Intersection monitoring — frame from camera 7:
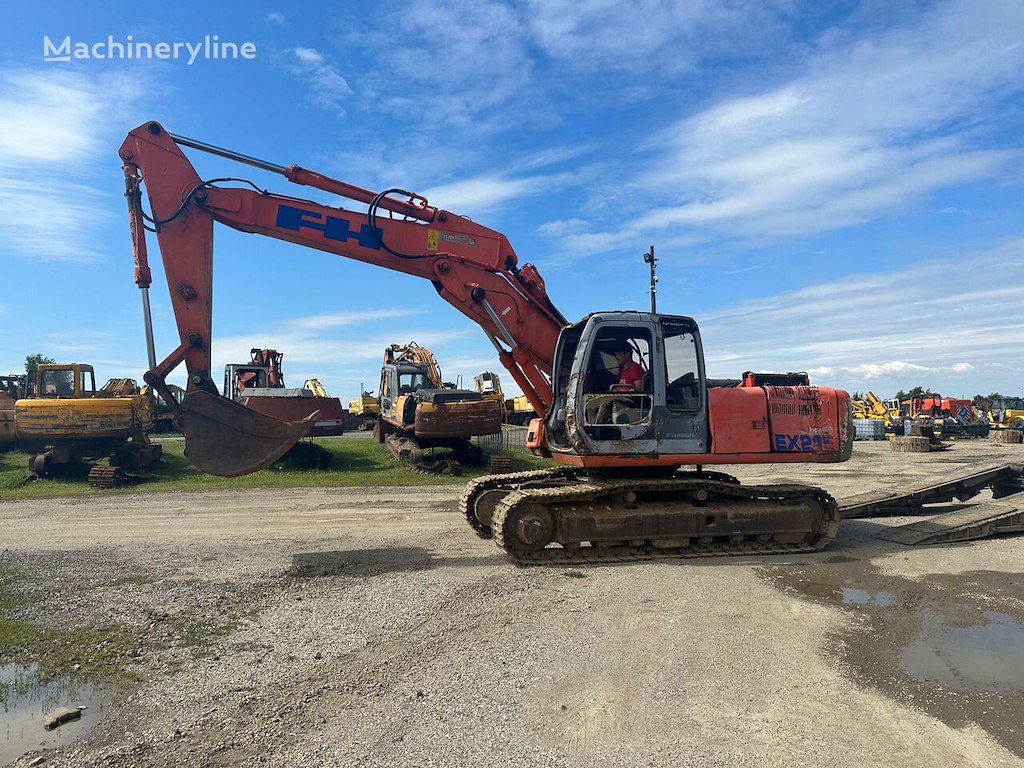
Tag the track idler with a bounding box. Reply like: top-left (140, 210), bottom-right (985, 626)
top-left (181, 390), bottom-right (319, 477)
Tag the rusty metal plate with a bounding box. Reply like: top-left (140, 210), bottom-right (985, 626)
top-left (875, 497), bottom-right (1024, 546)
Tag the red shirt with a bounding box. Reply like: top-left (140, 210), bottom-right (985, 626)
top-left (619, 362), bottom-right (645, 389)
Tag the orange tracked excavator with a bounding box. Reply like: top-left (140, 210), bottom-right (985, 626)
top-left (120, 121), bottom-right (853, 564)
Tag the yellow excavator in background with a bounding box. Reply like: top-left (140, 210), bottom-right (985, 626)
top-left (851, 391), bottom-right (904, 435)
top-left (504, 394), bottom-right (539, 426)
top-left (474, 371), bottom-right (507, 421)
top-left (5, 363), bottom-right (161, 485)
top-left (348, 382), bottom-right (381, 430)
top-left (473, 371), bottom-right (540, 426)
top-left (988, 397), bottom-right (1024, 431)
top-left (375, 343), bottom-right (502, 469)
top-left (851, 391), bottom-right (900, 420)
top-left (141, 382), bottom-right (185, 433)
top-left (0, 375), bottom-right (23, 447)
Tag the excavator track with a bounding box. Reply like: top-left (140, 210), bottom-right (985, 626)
top-left (490, 477), bottom-right (839, 565)
top-left (385, 433), bottom-right (485, 476)
top-left (87, 465), bottom-right (128, 489)
top-left (458, 466), bottom-right (578, 537)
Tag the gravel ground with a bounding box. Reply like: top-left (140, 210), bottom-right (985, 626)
top-left (2, 440), bottom-right (1023, 768)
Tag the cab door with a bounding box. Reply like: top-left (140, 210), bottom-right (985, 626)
top-left (564, 314), bottom-right (709, 457)
top-left (378, 366), bottom-right (397, 417)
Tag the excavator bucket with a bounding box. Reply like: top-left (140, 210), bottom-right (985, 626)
top-left (180, 390), bottom-right (319, 477)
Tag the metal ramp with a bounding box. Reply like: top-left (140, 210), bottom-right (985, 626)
top-left (875, 499), bottom-right (1024, 545)
top-left (838, 464), bottom-right (1024, 519)
top-left (835, 463), bottom-right (1024, 546)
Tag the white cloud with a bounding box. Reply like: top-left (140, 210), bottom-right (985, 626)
top-left (423, 171), bottom-right (576, 217)
top-left (292, 47), bottom-right (323, 65)
top-left (304, 0), bottom-right (543, 136)
top-left (846, 361), bottom-right (930, 379)
top-left (725, 264), bottom-right (761, 276)
top-left (697, 237), bottom-right (1024, 395)
top-left (266, 11), bottom-right (286, 24)
top-left (807, 367), bottom-right (836, 378)
top-left (525, 0), bottom-right (787, 73)
top-left (288, 47), bottom-right (352, 115)
top-left (544, 0), bottom-right (1024, 255)
top-left (0, 68), bottom-right (146, 263)
top-left (288, 308), bottom-right (425, 332)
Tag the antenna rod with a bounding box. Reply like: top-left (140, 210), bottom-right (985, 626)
top-left (643, 245), bottom-right (657, 313)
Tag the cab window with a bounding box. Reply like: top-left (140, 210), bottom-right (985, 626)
top-left (583, 330), bottom-right (652, 430)
top-left (42, 369), bottom-right (75, 396)
top-left (663, 319), bottom-right (700, 411)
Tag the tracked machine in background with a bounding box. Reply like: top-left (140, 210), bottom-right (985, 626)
top-left (142, 382), bottom-right (185, 433)
top-left (120, 121), bottom-right (854, 563)
top-left (0, 375), bottom-right (23, 448)
top-left (474, 371), bottom-right (507, 421)
top-left (851, 391), bottom-right (900, 421)
top-left (900, 393), bottom-right (987, 440)
top-left (223, 348), bottom-right (345, 470)
top-left (348, 385), bottom-right (381, 430)
top-left (1, 363), bottom-right (161, 485)
top-left (987, 397), bottom-right (1024, 431)
top-left (226, 348), bottom-right (345, 436)
top-left (504, 394), bottom-right (539, 426)
top-left (374, 343), bottom-right (502, 471)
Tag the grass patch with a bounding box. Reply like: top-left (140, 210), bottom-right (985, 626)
top-left (0, 565), bottom-right (132, 683)
top-left (0, 565), bottom-right (40, 651)
top-left (22, 625), bottom-right (146, 685)
top-left (562, 570), bottom-right (587, 579)
top-left (0, 435), bottom-right (552, 500)
top-left (0, 564), bottom-right (246, 687)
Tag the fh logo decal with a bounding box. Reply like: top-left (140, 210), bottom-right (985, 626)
top-left (275, 204), bottom-right (381, 250)
top-left (774, 433), bottom-right (833, 452)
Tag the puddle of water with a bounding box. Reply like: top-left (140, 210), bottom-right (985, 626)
top-left (763, 563), bottom-right (1024, 758)
top-left (900, 611), bottom-right (1024, 692)
top-left (840, 587), bottom-right (895, 607)
top-left (1, 663), bottom-right (110, 766)
top-left (788, 579), bottom-right (894, 607)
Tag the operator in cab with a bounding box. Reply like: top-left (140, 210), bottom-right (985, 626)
top-left (588, 343), bottom-right (646, 425)
top-left (612, 345), bottom-right (644, 391)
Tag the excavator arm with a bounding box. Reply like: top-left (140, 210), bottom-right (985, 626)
top-left (384, 344), bottom-right (445, 389)
top-left (120, 121), bottom-right (565, 475)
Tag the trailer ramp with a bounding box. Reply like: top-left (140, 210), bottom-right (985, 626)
top-left (836, 464), bottom-right (1024, 546)
top-left (875, 499), bottom-right (1024, 545)
top-left (838, 464), bottom-right (1024, 519)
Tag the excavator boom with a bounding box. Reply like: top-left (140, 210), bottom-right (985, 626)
top-left (121, 121), bottom-right (565, 475)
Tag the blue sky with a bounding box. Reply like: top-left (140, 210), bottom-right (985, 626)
top-left (1, 0), bottom-right (1022, 402)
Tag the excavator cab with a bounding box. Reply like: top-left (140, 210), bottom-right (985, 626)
top-left (545, 312), bottom-right (709, 458)
top-left (37, 364), bottom-right (97, 398)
